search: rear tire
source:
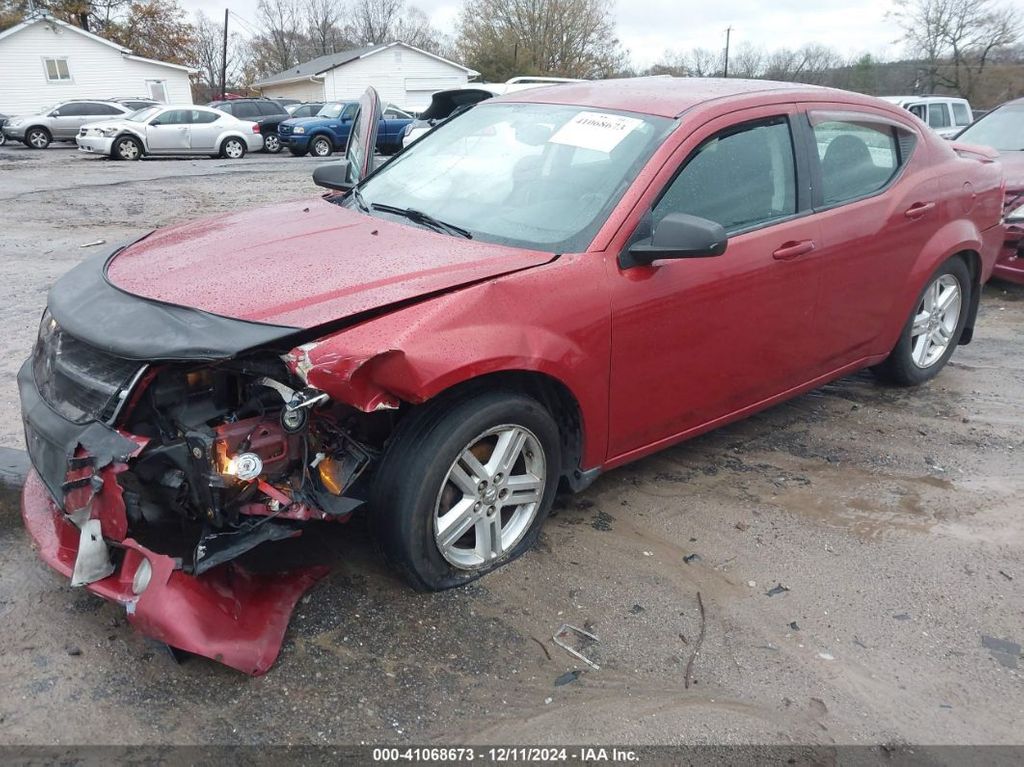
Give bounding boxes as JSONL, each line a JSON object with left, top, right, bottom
{"left": 371, "top": 390, "right": 561, "bottom": 592}
{"left": 25, "top": 127, "right": 50, "bottom": 149}
{"left": 263, "top": 133, "right": 282, "bottom": 153}
{"left": 872, "top": 256, "right": 972, "bottom": 386}
{"left": 112, "top": 135, "right": 143, "bottom": 161}
{"left": 221, "top": 137, "right": 246, "bottom": 159}
{"left": 310, "top": 136, "right": 332, "bottom": 157}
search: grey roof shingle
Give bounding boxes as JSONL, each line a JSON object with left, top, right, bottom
{"left": 253, "top": 44, "right": 384, "bottom": 86}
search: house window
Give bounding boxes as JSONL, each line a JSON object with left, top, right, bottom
{"left": 146, "top": 80, "right": 167, "bottom": 102}
{"left": 43, "top": 57, "right": 71, "bottom": 82}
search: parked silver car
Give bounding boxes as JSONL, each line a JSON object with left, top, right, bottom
{"left": 76, "top": 105, "right": 263, "bottom": 160}
{"left": 2, "top": 100, "right": 134, "bottom": 148}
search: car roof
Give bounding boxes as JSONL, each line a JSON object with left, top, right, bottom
{"left": 490, "top": 76, "right": 866, "bottom": 118}
{"left": 881, "top": 95, "right": 969, "bottom": 104}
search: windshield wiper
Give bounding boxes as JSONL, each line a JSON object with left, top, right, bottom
{"left": 350, "top": 185, "right": 369, "bottom": 212}
{"left": 370, "top": 203, "right": 472, "bottom": 239}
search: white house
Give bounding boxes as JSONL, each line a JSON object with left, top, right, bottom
{"left": 0, "top": 14, "right": 193, "bottom": 115}
{"left": 253, "top": 42, "right": 479, "bottom": 112}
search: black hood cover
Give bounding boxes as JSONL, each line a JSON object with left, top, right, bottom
{"left": 48, "top": 249, "right": 299, "bottom": 362}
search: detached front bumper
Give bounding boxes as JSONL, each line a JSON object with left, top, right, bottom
{"left": 22, "top": 472, "right": 326, "bottom": 674}
{"left": 993, "top": 224, "right": 1024, "bottom": 284}
{"left": 76, "top": 134, "right": 115, "bottom": 155}
{"left": 18, "top": 357, "right": 326, "bottom": 675}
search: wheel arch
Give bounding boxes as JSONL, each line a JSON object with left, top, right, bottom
{"left": 412, "top": 369, "right": 590, "bottom": 492}
{"left": 882, "top": 218, "right": 984, "bottom": 352}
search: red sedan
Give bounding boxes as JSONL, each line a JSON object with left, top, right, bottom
{"left": 953, "top": 96, "right": 1024, "bottom": 284}
{"left": 19, "top": 79, "right": 1005, "bottom": 673}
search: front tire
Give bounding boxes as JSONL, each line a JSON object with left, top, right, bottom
{"left": 371, "top": 390, "right": 561, "bottom": 591}
{"left": 263, "top": 133, "right": 282, "bottom": 153}
{"left": 873, "top": 256, "right": 972, "bottom": 386}
{"left": 310, "top": 136, "right": 332, "bottom": 157}
{"left": 25, "top": 127, "right": 50, "bottom": 149}
{"left": 221, "top": 137, "right": 246, "bottom": 159}
{"left": 112, "top": 135, "right": 143, "bottom": 161}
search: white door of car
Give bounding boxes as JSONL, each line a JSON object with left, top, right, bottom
{"left": 146, "top": 109, "right": 191, "bottom": 152}
{"left": 188, "top": 110, "right": 222, "bottom": 152}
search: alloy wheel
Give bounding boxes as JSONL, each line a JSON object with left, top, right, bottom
{"left": 224, "top": 140, "right": 244, "bottom": 159}
{"left": 264, "top": 134, "right": 280, "bottom": 152}
{"left": 28, "top": 130, "right": 49, "bottom": 149}
{"left": 433, "top": 424, "right": 546, "bottom": 570}
{"left": 910, "top": 274, "right": 961, "bottom": 368}
{"left": 312, "top": 138, "right": 331, "bottom": 157}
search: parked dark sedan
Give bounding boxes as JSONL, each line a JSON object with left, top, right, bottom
{"left": 207, "top": 98, "right": 291, "bottom": 153}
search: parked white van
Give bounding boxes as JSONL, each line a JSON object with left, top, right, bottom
{"left": 880, "top": 96, "right": 973, "bottom": 138}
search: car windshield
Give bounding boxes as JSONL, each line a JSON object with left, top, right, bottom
{"left": 129, "top": 106, "right": 161, "bottom": 122}
{"left": 956, "top": 104, "right": 1024, "bottom": 151}
{"left": 317, "top": 103, "right": 345, "bottom": 118}
{"left": 353, "top": 103, "right": 672, "bottom": 252}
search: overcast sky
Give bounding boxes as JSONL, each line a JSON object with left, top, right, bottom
{"left": 182, "top": 0, "right": 908, "bottom": 69}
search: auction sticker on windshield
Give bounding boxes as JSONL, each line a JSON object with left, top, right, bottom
{"left": 549, "top": 111, "right": 645, "bottom": 153}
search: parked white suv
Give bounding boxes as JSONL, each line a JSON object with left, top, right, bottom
{"left": 880, "top": 96, "right": 973, "bottom": 138}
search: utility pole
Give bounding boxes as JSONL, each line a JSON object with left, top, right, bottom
{"left": 723, "top": 26, "right": 732, "bottom": 77}
{"left": 220, "top": 9, "right": 229, "bottom": 100}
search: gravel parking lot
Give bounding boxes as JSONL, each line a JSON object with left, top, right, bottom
{"left": 0, "top": 143, "right": 1022, "bottom": 748}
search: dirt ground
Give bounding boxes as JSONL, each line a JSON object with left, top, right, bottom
{"left": 0, "top": 143, "right": 1022, "bottom": 748}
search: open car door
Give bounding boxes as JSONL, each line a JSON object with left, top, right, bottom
{"left": 345, "top": 87, "right": 382, "bottom": 185}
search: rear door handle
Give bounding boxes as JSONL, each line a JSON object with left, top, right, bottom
{"left": 905, "top": 202, "right": 936, "bottom": 219}
{"left": 772, "top": 240, "right": 816, "bottom": 261}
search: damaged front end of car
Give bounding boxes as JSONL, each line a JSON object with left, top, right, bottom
{"left": 19, "top": 252, "right": 396, "bottom": 674}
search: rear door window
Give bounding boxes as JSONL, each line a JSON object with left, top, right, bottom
{"left": 809, "top": 112, "right": 912, "bottom": 207}
{"left": 192, "top": 110, "right": 219, "bottom": 124}
{"left": 951, "top": 102, "right": 971, "bottom": 126}
{"left": 928, "top": 104, "right": 951, "bottom": 128}
{"left": 654, "top": 116, "right": 797, "bottom": 233}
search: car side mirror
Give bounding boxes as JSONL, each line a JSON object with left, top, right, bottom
{"left": 313, "top": 159, "right": 354, "bottom": 191}
{"left": 620, "top": 213, "right": 728, "bottom": 268}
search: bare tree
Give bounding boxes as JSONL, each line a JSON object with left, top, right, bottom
{"left": 306, "top": 0, "right": 349, "bottom": 56}
{"left": 731, "top": 42, "right": 766, "bottom": 78}
{"left": 891, "top": 0, "right": 1022, "bottom": 97}
{"left": 190, "top": 10, "right": 250, "bottom": 100}
{"left": 345, "top": 0, "right": 404, "bottom": 44}
{"left": 255, "top": 0, "right": 306, "bottom": 71}
{"left": 457, "top": 0, "right": 627, "bottom": 81}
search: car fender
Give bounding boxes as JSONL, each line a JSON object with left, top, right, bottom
{"left": 881, "top": 216, "right": 984, "bottom": 352}
{"left": 285, "top": 254, "right": 611, "bottom": 469}
{"left": 308, "top": 128, "right": 337, "bottom": 147}
{"left": 116, "top": 127, "right": 146, "bottom": 145}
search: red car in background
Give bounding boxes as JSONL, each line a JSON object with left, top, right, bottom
{"left": 954, "top": 96, "right": 1024, "bottom": 284}
{"left": 19, "top": 79, "right": 1005, "bottom": 673}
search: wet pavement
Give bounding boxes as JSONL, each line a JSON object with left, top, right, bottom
{"left": 0, "top": 144, "right": 1022, "bottom": 746}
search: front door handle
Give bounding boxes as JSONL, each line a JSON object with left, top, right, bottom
{"left": 905, "top": 202, "right": 936, "bottom": 219}
{"left": 772, "top": 240, "right": 816, "bottom": 261}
